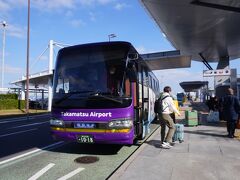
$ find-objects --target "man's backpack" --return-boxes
[154,95,169,113]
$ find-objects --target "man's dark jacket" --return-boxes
[222,95,240,121]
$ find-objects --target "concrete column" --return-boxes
[41,89,44,109]
[217,56,229,69]
[48,40,54,111]
[215,56,231,98]
[21,82,25,100]
[231,69,237,96]
[48,77,53,111]
[49,40,54,74]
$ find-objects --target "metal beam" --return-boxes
[199,53,213,70]
[191,0,240,13]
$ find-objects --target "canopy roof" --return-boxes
[141,0,240,62]
[180,81,208,92]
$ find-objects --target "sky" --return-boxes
[0,0,239,95]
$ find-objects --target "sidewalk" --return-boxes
[109,102,240,180]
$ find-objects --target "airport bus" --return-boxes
[50,41,160,144]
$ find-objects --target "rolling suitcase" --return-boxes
[173,123,184,143]
[207,110,219,123]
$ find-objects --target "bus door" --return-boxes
[142,68,149,124]
[134,65,143,138]
[148,76,155,122]
[134,65,149,139]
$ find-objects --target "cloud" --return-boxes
[136,46,147,54]
[65,10,74,18]
[70,19,85,28]
[79,0,95,6]
[32,0,75,10]
[39,55,48,61]
[114,3,128,10]
[0,1,11,12]
[136,46,158,54]
[0,64,24,74]
[0,0,75,12]
[1,0,118,14]
[7,24,26,38]
[1,0,27,10]
[154,69,203,93]
[89,12,96,21]
[79,0,115,7]
[97,0,115,5]
[155,69,202,82]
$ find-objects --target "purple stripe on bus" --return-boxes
[52,106,134,121]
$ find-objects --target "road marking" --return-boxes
[0,128,38,138]
[0,141,64,165]
[9,122,49,129]
[57,168,85,180]
[0,118,30,124]
[28,163,55,180]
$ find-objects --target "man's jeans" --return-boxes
[158,113,176,143]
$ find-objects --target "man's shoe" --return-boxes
[160,143,171,149]
[163,142,173,148]
[228,135,234,138]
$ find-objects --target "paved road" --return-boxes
[0,115,158,180]
[0,114,54,159]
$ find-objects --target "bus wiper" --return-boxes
[55,90,95,104]
[90,93,123,104]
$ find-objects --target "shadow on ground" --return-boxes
[184,129,227,138]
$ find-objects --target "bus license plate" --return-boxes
[77,135,94,143]
[74,122,95,129]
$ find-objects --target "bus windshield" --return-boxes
[52,44,133,109]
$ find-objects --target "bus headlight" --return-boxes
[108,118,133,129]
[50,119,65,127]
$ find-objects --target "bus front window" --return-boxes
[52,46,133,109]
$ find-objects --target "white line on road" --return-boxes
[0,118,30,124]
[0,128,38,138]
[28,163,55,180]
[0,141,64,165]
[9,122,49,129]
[57,168,85,180]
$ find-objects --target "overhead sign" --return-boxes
[203,69,231,77]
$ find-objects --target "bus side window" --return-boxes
[133,82,137,106]
[125,78,131,96]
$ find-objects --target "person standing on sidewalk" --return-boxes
[222,88,240,138]
[158,86,181,148]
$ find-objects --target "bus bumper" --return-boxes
[51,127,134,145]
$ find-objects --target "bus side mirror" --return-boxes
[128,53,138,60]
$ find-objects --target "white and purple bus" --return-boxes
[50,41,159,144]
